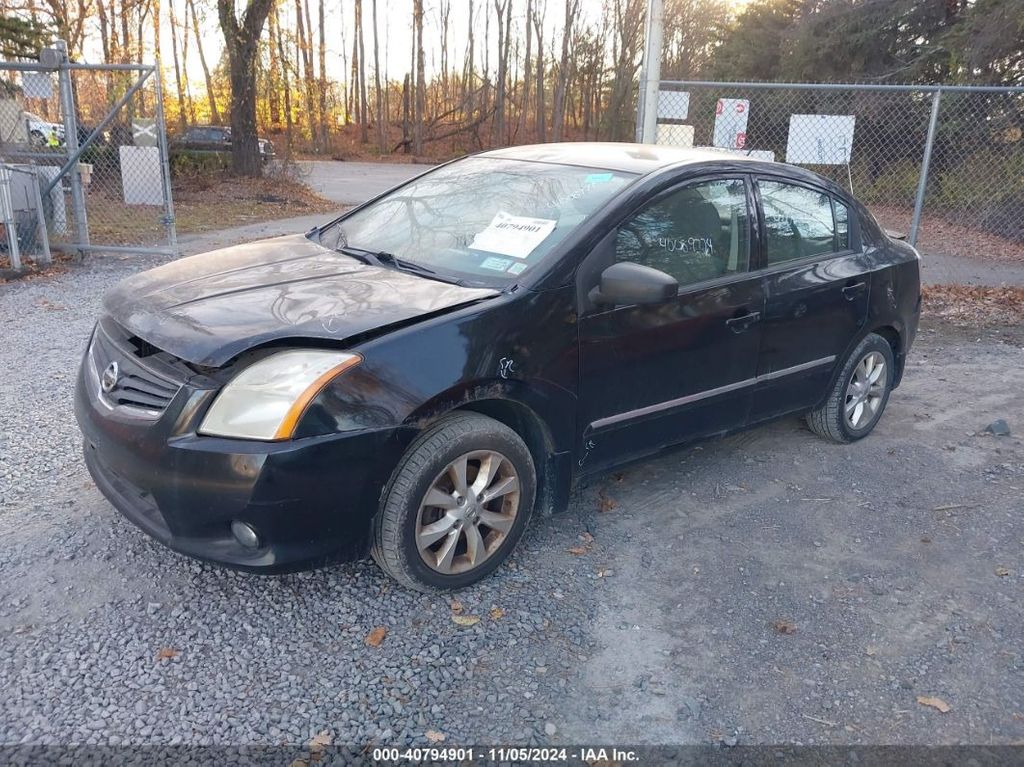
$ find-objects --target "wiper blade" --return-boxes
[340,246,466,286]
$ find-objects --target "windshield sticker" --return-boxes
[507,262,528,275]
[480,256,514,271]
[585,172,614,184]
[470,211,557,259]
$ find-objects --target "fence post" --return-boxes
[152,68,178,256]
[55,39,90,249]
[909,87,942,247]
[0,165,22,270]
[635,0,664,143]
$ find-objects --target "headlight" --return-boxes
[199,349,361,440]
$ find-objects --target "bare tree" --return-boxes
[412,0,425,155]
[372,0,385,152]
[533,0,546,142]
[167,0,187,130]
[188,0,219,122]
[551,0,579,141]
[216,0,274,175]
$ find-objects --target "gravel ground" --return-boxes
[1,231,1022,750]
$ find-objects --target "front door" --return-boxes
[577,176,764,474]
[750,178,871,422]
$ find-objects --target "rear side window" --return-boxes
[759,180,835,265]
[834,199,850,250]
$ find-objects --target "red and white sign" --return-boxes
[713,98,750,150]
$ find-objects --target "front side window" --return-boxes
[759,180,836,264]
[614,178,750,287]
[319,157,636,287]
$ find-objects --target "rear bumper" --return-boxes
[75,332,411,573]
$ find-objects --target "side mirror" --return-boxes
[589,261,678,307]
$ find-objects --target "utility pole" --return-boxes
[635,0,663,143]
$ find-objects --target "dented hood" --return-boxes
[103,234,498,367]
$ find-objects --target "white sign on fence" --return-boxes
[119,146,162,205]
[133,119,158,147]
[656,123,695,147]
[786,114,856,165]
[712,98,749,150]
[657,90,689,120]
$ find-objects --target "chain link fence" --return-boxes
[651,81,1024,259]
[0,42,176,271]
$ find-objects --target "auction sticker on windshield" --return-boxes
[470,211,557,259]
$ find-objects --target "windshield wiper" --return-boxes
[339,246,466,286]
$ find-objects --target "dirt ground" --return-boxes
[562,315,1024,745]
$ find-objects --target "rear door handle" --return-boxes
[842,282,866,300]
[726,311,761,333]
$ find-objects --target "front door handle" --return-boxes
[726,311,761,333]
[842,282,866,301]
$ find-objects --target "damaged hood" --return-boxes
[104,234,498,367]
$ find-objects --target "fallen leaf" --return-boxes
[995,566,1011,577]
[308,731,332,751]
[425,729,446,743]
[567,546,589,555]
[450,599,465,615]
[155,647,179,660]
[289,759,309,767]
[364,626,387,647]
[452,615,480,627]
[865,645,878,657]
[597,490,617,513]
[771,619,797,635]
[489,607,505,620]
[580,531,594,543]
[917,695,951,713]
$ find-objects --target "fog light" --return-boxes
[230,520,260,549]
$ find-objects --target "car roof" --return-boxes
[478,141,850,198]
[479,142,764,175]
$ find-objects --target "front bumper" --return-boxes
[75,326,409,573]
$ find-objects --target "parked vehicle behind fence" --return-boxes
[75,143,921,591]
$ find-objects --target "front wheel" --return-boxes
[371,411,536,591]
[807,333,895,443]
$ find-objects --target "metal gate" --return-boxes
[0,40,176,270]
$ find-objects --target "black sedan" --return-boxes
[76,143,921,591]
[172,125,275,163]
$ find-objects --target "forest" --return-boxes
[0,0,1021,169]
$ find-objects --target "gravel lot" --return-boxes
[1,230,1022,750]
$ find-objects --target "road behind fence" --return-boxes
[653,81,1024,258]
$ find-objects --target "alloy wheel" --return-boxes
[845,351,886,430]
[415,450,521,575]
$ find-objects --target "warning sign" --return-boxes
[713,98,750,150]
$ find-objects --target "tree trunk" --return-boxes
[168,0,188,131]
[217,0,275,176]
[533,6,545,142]
[318,0,329,147]
[552,0,577,142]
[356,0,368,144]
[412,0,425,155]
[267,2,281,125]
[190,0,220,123]
[275,1,293,150]
[518,0,533,141]
[372,0,385,153]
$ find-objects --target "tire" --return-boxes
[371,411,536,592]
[806,333,895,444]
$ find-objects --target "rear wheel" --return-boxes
[807,333,895,443]
[371,412,536,591]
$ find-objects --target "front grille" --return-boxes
[91,318,190,414]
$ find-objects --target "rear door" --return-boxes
[577,175,764,473]
[750,177,870,422]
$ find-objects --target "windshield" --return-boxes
[319,157,636,286]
